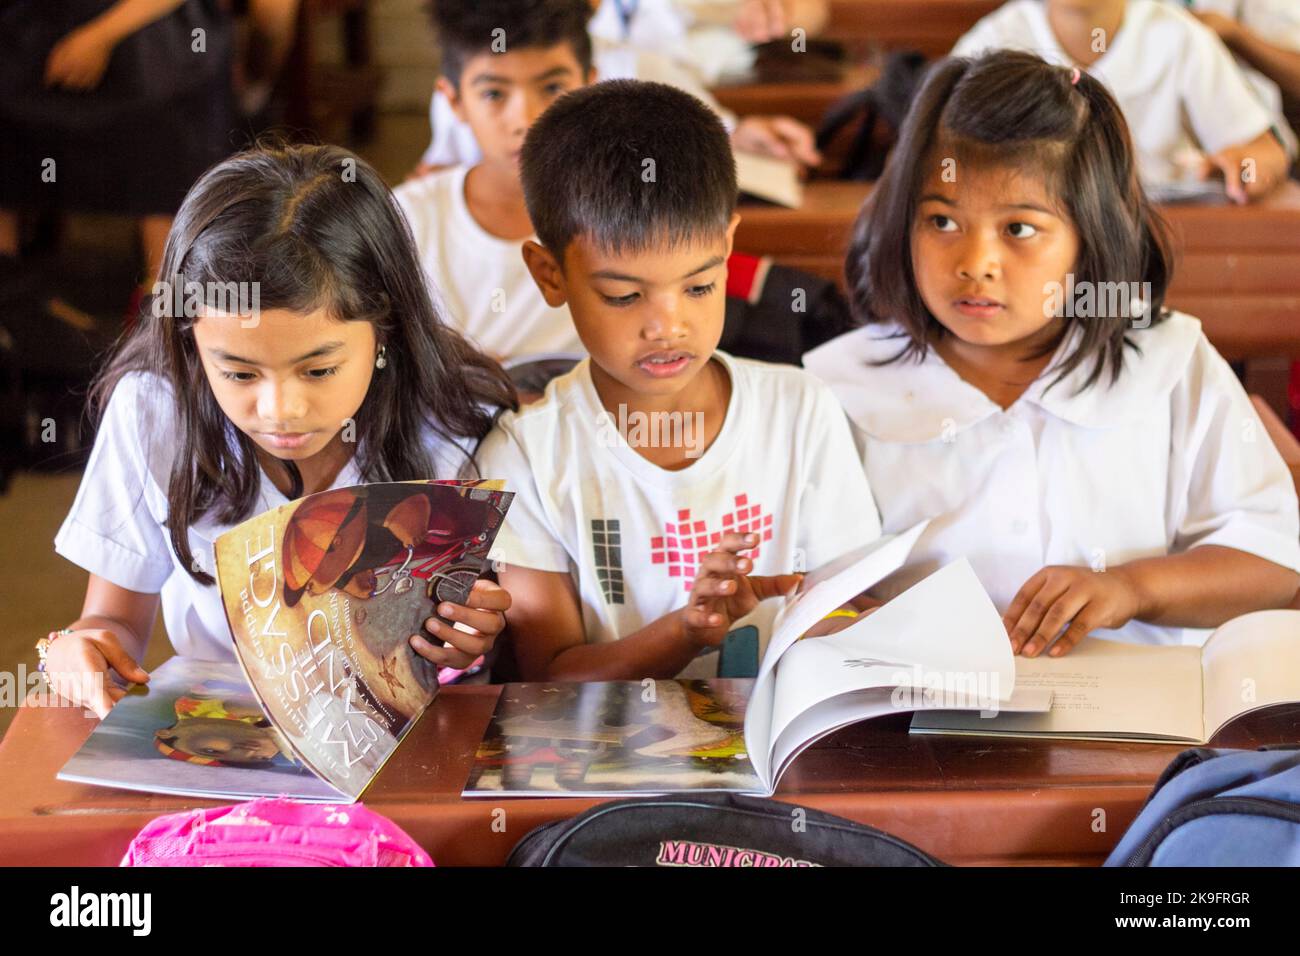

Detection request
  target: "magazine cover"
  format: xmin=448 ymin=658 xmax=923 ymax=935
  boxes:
xmin=57 ymin=657 xmax=341 ymax=802
xmin=464 ymin=680 xmax=763 ymax=796
xmin=215 ymin=479 xmax=513 ymax=800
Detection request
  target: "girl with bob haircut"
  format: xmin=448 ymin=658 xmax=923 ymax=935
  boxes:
xmin=45 ymin=142 xmax=518 ymax=717
xmin=806 ymin=50 xmax=1300 ymax=656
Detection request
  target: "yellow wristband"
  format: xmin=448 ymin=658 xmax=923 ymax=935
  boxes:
xmin=821 ymin=608 xmax=860 ymax=622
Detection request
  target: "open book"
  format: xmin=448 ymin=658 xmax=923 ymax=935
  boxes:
xmin=464 ymin=523 xmax=1051 ymax=797
xmin=911 ymin=610 xmax=1300 ymax=743
xmin=58 ymin=479 xmax=513 ymax=802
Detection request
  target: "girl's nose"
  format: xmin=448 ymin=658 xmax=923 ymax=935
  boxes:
xmin=955 ymin=235 xmax=1001 ymax=281
xmin=258 ymin=380 xmax=308 ymax=425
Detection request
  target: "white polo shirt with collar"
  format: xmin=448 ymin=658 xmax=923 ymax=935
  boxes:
xmin=804 ymin=311 xmax=1300 ymax=646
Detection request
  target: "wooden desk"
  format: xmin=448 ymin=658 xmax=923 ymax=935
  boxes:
xmin=735 ymin=181 xmax=1300 ymax=360
xmin=3 ymin=686 xmax=1297 ymax=867
xmin=825 ymin=0 xmax=999 ymax=56
xmin=712 ymin=64 xmax=880 ymax=127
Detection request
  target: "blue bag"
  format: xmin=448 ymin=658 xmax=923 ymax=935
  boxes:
xmin=1105 ymin=744 xmax=1300 ymax=866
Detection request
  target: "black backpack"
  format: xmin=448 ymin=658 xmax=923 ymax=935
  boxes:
xmin=508 ymin=793 xmax=945 ymax=867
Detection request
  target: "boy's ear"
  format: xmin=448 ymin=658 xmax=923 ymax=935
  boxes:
xmin=723 ymin=212 xmax=741 ymax=256
xmin=522 ymin=240 xmax=568 ymax=307
xmin=437 ymin=75 xmax=467 ymax=123
xmin=585 ymin=66 xmax=598 ymax=85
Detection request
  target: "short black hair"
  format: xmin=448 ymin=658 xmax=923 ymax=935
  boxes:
xmin=429 ymin=0 xmax=594 ymax=87
xmin=847 ymin=50 xmax=1172 ymax=393
xmin=520 ymin=79 xmax=738 ymax=259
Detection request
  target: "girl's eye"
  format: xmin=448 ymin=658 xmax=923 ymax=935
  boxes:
xmin=1007 ymin=222 xmax=1038 ymax=238
xmin=687 ymin=282 xmax=717 ymax=298
xmin=929 ymin=214 xmax=957 ymax=232
xmin=220 ymin=370 xmax=256 ymax=382
xmin=602 ymin=292 xmax=639 ymax=307
xmin=307 ymin=366 xmax=340 ymax=379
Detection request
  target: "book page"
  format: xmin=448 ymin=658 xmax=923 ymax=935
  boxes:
xmin=765 ymin=559 xmax=1014 ymax=786
xmin=1202 ymin=610 xmax=1300 ymax=741
xmin=735 ymin=150 xmax=804 ymax=208
xmin=744 ymin=522 xmax=928 ymax=787
xmin=910 ymin=639 xmax=1205 ymax=741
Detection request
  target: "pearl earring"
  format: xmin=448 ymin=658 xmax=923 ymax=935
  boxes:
xmin=375 ymin=345 xmax=387 ymax=369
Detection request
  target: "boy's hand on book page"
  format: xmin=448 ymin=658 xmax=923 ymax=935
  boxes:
xmin=1004 ymin=565 xmax=1142 ymax=659
xmin=409 ymin=579 xmax=512 ymax=669
xmin=732 ymin=116 xmax=823 ymax=168
xmin=683 ymin=533 xmax=804 ymax=648
xmin=44 ymin=630 xmax=150 ymax=719
xmin=734 ymin=0 xmax=787 ymax=42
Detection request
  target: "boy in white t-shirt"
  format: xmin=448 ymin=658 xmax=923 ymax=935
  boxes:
xmin=478 ymin=79 xmax=881 ymax=681
xmin=952 ymin=0 xmax=1292 ymax=200
xmin=394 ymin=0 xmax=597 ymax=364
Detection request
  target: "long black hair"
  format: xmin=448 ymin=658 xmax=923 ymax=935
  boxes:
xmin=846 ymin=50 xmax=1173 ymax=392
xmin=91 ymin=141 xmax=518 ymax=585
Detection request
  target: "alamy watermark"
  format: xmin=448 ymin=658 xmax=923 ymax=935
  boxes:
xmin=151 ymin=273 xmax=262 ymax=327
xmin=1043 ymin=274 xmax=1152 ymax=329
xmin=595 ymin=404 xmax=706 ymax=458
xmin=884 ymin=665 xmax=1005 ymax=717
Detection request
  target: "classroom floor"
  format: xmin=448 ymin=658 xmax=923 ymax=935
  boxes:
xmin=0 ymin=112 xmax=431 ymax=738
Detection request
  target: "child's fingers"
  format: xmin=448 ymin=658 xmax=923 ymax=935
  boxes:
xmin=690 ymin=575 xmax=740 ymax=602
xmin=429 ymin=602 xmax=503 ymax=637
xmin=1003 ymin=573 xmax=1049 ymax=651
xmin=1006 ymin=575 xmax=1069 ymax=654
xmin=713 ymin=532 xmax=760 ymax=555
xmin=465 ymin=579 xmax=512 ymax=613
xmin=682 ymin=603 xmax=726 ymax=634
xmin=95 ymin=635 xmax=149 ymax=684
xmin=1046 ymin=612 xmax=1096 ymax=658
xmin=697 ymin=549 xmax=754 ymax=577
xmin=409 ymin=633 xmax=476 ymax=670
xmin=746 ymin=573 xmax=805 ymax=602
xmin=1020 ymin=590 xmax=1088 ymax=658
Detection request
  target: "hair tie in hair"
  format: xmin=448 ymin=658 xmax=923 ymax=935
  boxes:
xmin=1070 ymin=66 xmax=1082 ymax=86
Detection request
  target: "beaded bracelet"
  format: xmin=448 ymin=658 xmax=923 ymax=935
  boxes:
xmin=35 ymin=628 xmax=75 ymax=674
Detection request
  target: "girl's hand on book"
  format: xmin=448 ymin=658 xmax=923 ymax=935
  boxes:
xmin=683 ymin=533 xmax=803 ymax=648
xmin=44 ymin=629 xmax=150 ymax=719
xmin=409 ymin=579 xmax=512 ymax=669
xmin=1004 ymin=565 xmax=1143 ymax=658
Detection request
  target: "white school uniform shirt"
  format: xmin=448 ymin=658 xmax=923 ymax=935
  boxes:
xmin=393 ymin=165 xmax=582 ymax=362
xmin=477 ymin=350 xmax=883 ymax=675
xmin=54 ymin=372 xmax=470 ymax=661
xmin=804 ymin=312 xmax=1300 ymax=647
xmin=951 ymin=0 xmax=1292 ymax=185
xmin=419 ymin=41 xmax=736 ymax=169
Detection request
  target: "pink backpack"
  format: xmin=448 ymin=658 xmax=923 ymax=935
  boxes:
xmin=120 ymin=797 xmax=434 ymax=867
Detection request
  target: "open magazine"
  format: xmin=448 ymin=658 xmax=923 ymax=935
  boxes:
xmin=58 ymin=479 xmax=513 ymax=802
xmin=464 ymin=522 xmax=1052 ymax=797
xmin=911 ymin=610 xmax=1300 ymax=743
